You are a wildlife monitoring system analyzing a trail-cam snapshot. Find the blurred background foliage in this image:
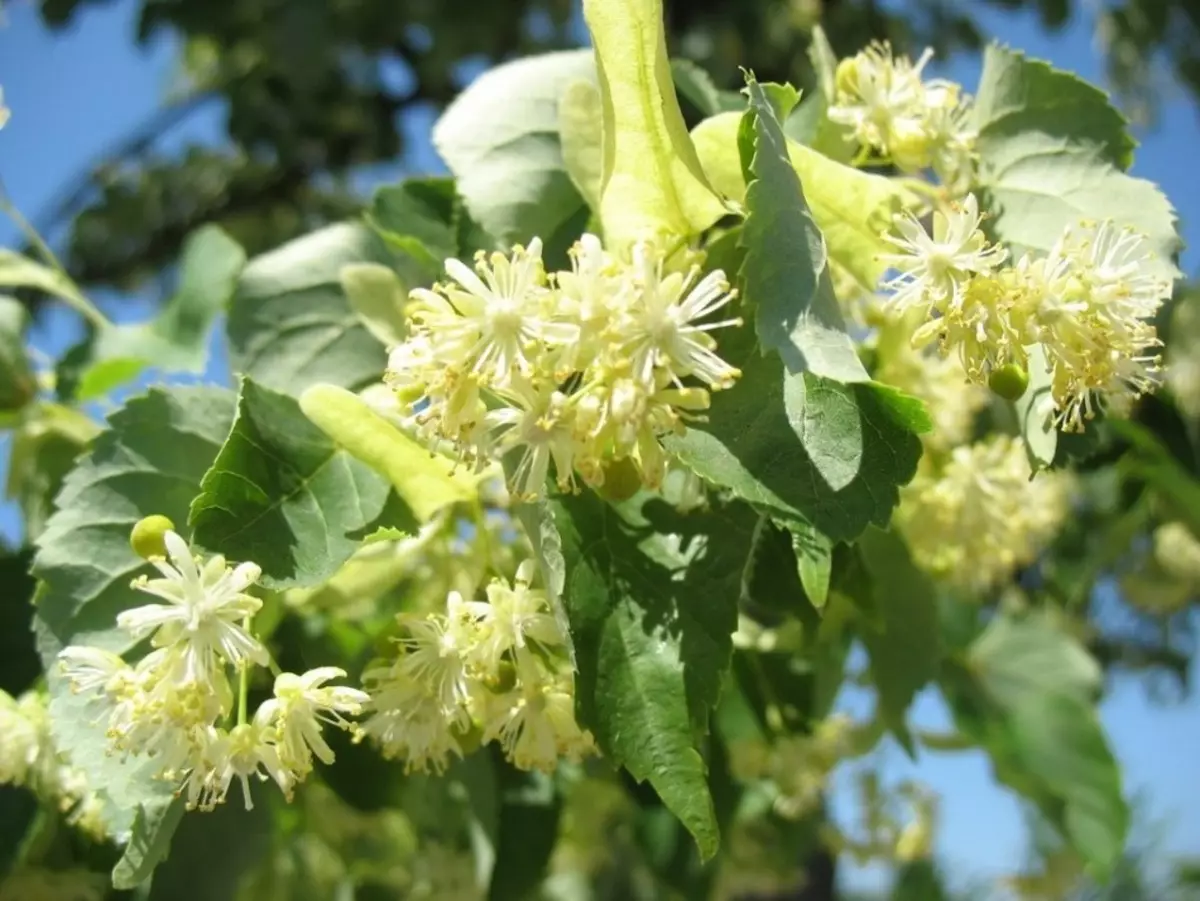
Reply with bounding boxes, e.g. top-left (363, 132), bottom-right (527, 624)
top-left (21, 0), bottom-right (1200, 304)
